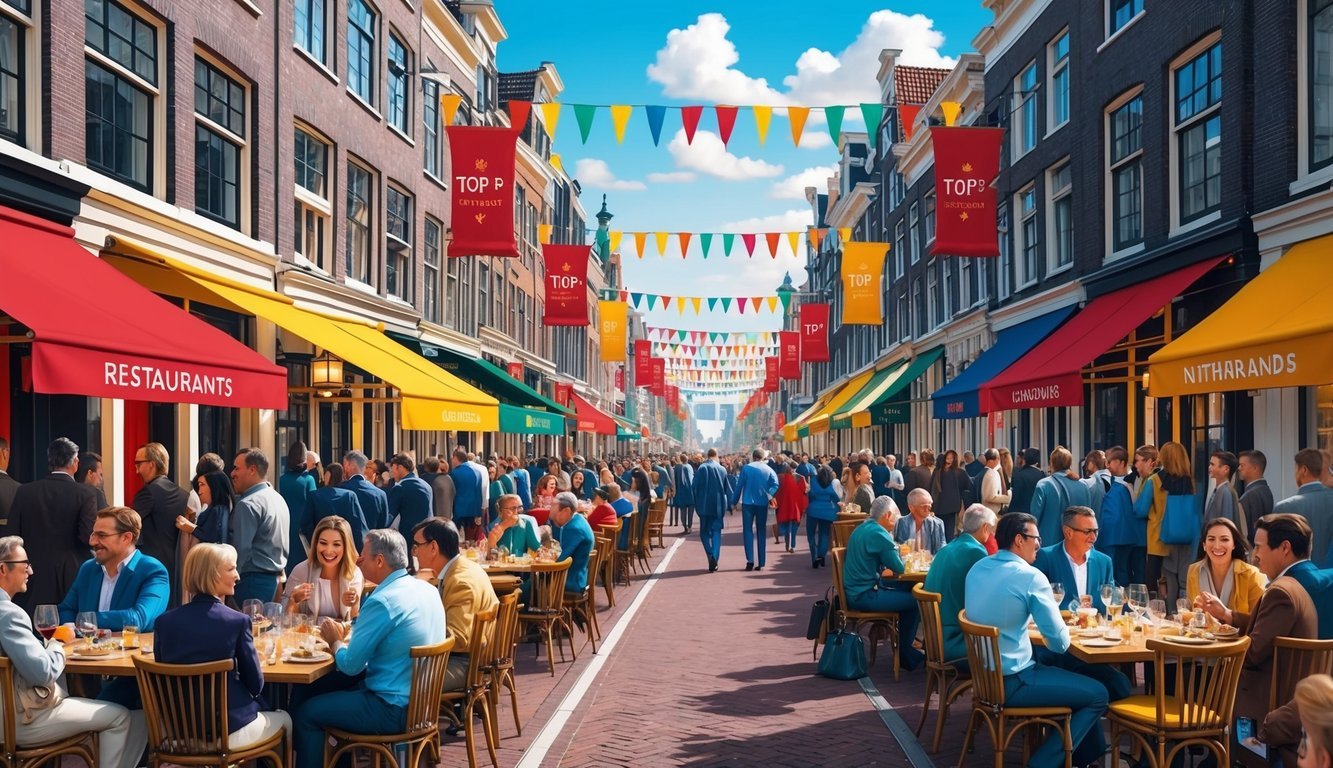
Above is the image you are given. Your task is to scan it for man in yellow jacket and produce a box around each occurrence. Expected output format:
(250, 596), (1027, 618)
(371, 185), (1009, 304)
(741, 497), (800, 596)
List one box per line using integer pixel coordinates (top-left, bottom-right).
(412, 517), (498, 692)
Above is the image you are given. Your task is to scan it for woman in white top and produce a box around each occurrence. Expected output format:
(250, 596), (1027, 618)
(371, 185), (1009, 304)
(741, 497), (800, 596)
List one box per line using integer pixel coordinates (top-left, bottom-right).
(282, 516), (363, 619)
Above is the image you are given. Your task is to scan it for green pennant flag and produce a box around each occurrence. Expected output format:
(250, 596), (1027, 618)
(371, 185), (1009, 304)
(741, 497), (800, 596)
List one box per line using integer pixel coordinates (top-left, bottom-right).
(699, 233), (713, 258)
(779, 291), (792, 313)
(573, 104), (598, 144)
(707, 297), (718, 311)
(825, 105), (846, 146)
(677, 330), (687, 342)
(722, 233), (735, 257)
(720, 297), (732, 312)
(860, 103), (884, 148)
(646, 294), (658, 310)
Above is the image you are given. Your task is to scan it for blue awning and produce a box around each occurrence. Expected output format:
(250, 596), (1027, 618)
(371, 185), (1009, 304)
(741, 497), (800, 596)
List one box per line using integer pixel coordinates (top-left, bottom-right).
(930, 305), (1077, 419)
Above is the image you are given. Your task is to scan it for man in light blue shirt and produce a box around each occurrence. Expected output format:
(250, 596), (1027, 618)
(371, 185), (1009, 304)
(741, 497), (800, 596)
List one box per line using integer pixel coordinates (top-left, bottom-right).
(728, 449), (778, 571)
(550, 492), (594, 594)
(230, 449), (290, 605)
(964, 512), (1108, 768)
(295, 529), (445, 768)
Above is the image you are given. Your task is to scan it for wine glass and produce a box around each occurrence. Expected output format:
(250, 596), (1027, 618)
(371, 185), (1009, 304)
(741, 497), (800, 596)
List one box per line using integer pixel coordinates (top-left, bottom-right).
(75, 611), (98, 643)
(1050, 582), (1065, 608)
(242, 599), (263, 621)
(34, 605), (59, 640)
(1127, 584), (1148, 615)
(1147, 599), (1167, 623)
(1100, 584), (1115, 612)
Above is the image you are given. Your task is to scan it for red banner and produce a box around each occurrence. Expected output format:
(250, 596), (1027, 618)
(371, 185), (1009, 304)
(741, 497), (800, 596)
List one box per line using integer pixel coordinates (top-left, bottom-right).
(763, 357), (779, 393)
(665, 384), (679, 410)
(779, 331), (800, 380)
(445, 126), (520, 258)
(614, 366), (625, 392)
(506, 361), (523, 379)
(775, 411), (786, 431)
(554, 382), (572, 406)
(650, 357), (666, 396)
(929, 126), (1004, 258)
(634, 340), (652, 388)
(799, 303), (831, 362)
(542, 244), (590, 326)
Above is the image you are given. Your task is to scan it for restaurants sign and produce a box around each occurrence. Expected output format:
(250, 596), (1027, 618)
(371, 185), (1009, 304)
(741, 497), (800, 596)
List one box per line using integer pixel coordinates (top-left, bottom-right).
(34, 347), (286, 409)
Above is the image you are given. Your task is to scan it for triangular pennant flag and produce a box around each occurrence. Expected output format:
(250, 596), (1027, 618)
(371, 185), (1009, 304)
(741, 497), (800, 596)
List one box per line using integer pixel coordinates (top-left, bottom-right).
(715, 105), (738, 146)
(788, 106), (810, 147)
(741, 233), (757, 257)
(507, 100), (532, 133)
(537, 101), (561, 140)
(860, 103), (884, 147)
(838, 227), (852, 242)
(824, 105), (845, 146)
(707, 297), (718, 311)
(676, 330), (686, 341)
(646, 294), (658, 311)
(779, 290), (792, 312)
(765, 296), (779, 313)
(573, 104), (597, 144)
(633, 232), (648, 258)
(786, 231), (801, 258)
(677, 232), (692, 258)
(899, 104), (921, 141)
(676, 298), (686, 315)
(764, 232), (781, 259)
(609, 104), (633, 143)
(631, 292), (644, 308)
(619, 291), (628, 302)
(722, 233), (735, 257)
(441, 93), (463, 127)
(538, 224), (552, 244)
(807, 226), (820, 249)
(699, 232), (713, 259)
(681, 105), (703, 144)
(644, 105), (667, 146)
(737, 297), (748, 314)
(549, 153), (564, 174)
(654, 231), (669, 256)
(721, 297), (732, 312)
(940, 100), (962, 127)
(753, 106), (772, 144)
(610, 231), (623, 253)
(751, 297), (764, 313)
(691, 297), (702, 314)
(661, 296), (673, 310)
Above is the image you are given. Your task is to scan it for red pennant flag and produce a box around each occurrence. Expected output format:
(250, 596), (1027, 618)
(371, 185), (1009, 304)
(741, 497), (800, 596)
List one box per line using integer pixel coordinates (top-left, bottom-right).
(507, 100), (532, 133)
(634, 340), (652, 387)
(799, 303), (831, 362)
(445, 126), (520, 257)
(681, 106), (703, 144)
(541, 244), (590, 326)
(715, 105), (738, 146)
(678, 232), (692, 258)
(737, 297), (748, 314)
(779, 331), (800, 379)
(929, 127), (1005, 258)
(898, 104), (921, 141)
(764, 232), (781, 258)
(741, 233), (757, 256)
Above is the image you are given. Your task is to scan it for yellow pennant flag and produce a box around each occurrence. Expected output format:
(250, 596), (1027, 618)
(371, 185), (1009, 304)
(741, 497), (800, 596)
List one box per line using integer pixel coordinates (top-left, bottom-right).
(441, 93), (463, 127)
(753, 105), (773, 144)
(537, 102), (562, 140)
(550, 153), (564, 174)
(598, 300), (628, 362)
(676, 298), (687, 315)
(633, 232), (647, 258)
(610, 231), (623, 253)
(940, 101), (962, 127)
(538, 224), (553, 244)
(765, 296), (779, 313)
(609, 104), (633, 144)
(786, 231), (801, 258)
(841, 242), (888, 325)
(788, 106), (810, 147)
(654, 231), (669, 256)
(838, 227), (852, 243)
(691, 297), (702, 314)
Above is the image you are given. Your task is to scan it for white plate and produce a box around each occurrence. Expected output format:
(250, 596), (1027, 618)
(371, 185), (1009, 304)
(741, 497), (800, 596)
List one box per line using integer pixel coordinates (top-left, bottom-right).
(283, 650), (331, 663)
(1159, 635), (1214, 645)
(69, 649), (123, 660)
(1080, 637), (1122, 648)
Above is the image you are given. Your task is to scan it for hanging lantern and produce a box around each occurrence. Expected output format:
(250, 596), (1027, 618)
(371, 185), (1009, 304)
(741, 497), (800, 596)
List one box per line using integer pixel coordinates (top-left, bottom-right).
(310, 350), (344, 396)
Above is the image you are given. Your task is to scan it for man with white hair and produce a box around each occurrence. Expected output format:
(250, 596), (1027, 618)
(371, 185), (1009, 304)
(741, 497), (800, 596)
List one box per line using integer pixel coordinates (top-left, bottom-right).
(894, 488), (946, 554)
(842, 496), (924, 670)
(925, 504), (996, 662)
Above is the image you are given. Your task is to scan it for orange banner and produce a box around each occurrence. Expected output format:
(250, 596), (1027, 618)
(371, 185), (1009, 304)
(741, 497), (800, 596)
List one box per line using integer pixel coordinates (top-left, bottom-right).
(841, 242), (888, 325)
(598, 300), (627, 362)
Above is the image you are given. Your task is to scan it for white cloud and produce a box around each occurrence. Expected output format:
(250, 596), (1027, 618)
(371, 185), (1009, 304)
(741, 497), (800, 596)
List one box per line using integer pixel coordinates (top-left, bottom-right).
(666, 129), (783, 181)
(646, 171), (697, 183)
(770, 165), (837, 199)
(715, 209), (816, 233)
(572, 158), (646, 191)
(646, 14), (785, 104)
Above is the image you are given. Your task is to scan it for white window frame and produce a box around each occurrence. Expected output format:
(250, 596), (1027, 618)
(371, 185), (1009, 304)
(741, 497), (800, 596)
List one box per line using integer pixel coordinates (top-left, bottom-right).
(293, 0), (330, 67)
(1294, 0), (1333, 192)
(345, 158), (375, 287)
(909, 202), (920, 264)
(1013, 60), (1038, 158)
(1105, 0), (1145, 42)
(1047, 29), (1070, 133)
(0, 0), (39, 149)
(385, 184), (412, 303)
(83, 0), (165, 194)
(1015, 184), (1039, 290)
(346, 0), (377, 108)
(997, 203), (1012, 301)
(1169, 33), (1224, 234)
(959, 255), (972, 310)
(1105, 87), (1145, 260)
(386, 29), (411, 140)
(423, 216), (441, 324)
(894, 219), (906, 278)
(928, 260), (941, 329)
(923, 191), (936, 248)
(1046, 158), (1073, 275)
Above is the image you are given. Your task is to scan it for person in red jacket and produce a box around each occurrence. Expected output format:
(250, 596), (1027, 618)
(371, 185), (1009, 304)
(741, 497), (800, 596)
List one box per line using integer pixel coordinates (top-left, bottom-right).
(774, 462), (808, 554)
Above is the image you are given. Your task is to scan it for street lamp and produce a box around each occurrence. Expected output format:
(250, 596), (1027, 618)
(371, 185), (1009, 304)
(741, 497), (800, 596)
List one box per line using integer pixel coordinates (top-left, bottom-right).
(310, 350), (344, 396)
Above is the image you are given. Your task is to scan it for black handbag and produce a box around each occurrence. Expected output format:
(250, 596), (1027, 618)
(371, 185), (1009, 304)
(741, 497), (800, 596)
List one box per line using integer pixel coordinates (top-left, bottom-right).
(817, 616), (867, 680)
(806, 588), (834, 641)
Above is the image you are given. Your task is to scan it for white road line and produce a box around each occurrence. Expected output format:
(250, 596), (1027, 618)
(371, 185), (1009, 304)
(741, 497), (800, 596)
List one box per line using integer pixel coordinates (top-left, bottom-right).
(515, 537), (687, 768)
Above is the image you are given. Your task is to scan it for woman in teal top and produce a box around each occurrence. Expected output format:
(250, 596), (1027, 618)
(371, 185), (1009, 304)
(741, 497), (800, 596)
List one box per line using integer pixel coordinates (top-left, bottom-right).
(278, 441), (316, 573)
(486, 497), (541, 555)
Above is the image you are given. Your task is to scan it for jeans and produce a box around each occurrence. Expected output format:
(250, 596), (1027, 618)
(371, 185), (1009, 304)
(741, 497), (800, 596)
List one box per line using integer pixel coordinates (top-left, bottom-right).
(807, 518), (831, 564)
(1003, 663), (1110, 768)
(740, 505), (769, 567)
(848, 586), (924, 668)
(678, 505), (695, 531)
(779, 521), (799, 550)
(1106, 544), (1147, 587)
(1033, 645), (1132, 701)
(293, 684), (405, 768)
(236, 572), (279, 605)
(698, 514), (722, 563)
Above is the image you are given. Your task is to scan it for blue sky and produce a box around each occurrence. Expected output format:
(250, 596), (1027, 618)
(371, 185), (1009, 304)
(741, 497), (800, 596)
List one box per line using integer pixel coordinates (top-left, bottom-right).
(500, 3), (990, 390)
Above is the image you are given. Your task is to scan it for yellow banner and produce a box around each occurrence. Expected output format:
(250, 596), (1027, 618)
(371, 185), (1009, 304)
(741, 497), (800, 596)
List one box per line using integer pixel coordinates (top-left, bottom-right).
(538, 102), (561, 140)
(598, 300), (627, 362)
(841, 242), (888, 325)
(789, 106), (810, 147)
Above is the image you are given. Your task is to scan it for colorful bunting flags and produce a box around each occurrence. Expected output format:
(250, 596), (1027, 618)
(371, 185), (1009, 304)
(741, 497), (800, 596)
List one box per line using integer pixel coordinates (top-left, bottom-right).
(573, 104), (597, 143)
(609, 104), (633, 143)
(537, 102), (561, 140)
(622, 292), (784, 315)
(788, 106), (810, 147)
(681, 105), (703, 144)
(644, 105), (666, 146)
(754, 105), (772, 144)
(611, 228), (856, 259)
(715, 105), (738, 146)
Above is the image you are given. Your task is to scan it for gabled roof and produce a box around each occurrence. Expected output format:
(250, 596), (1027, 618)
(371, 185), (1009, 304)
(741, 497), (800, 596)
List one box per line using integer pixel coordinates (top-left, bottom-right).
(498, 69), (542, 103)
(894, 65), (951, 106)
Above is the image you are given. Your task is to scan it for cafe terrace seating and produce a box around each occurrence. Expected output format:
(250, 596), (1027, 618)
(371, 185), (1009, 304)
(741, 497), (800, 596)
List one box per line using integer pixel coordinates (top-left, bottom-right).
(487, 591), (523, 738)
(439, 606), (500, 768)
(564, 543), (603, 654)
(0, 656), (99, 768)
(519, 558), (575, 675)
(913, 584), (972, 754)
(830, 546), (901, 680)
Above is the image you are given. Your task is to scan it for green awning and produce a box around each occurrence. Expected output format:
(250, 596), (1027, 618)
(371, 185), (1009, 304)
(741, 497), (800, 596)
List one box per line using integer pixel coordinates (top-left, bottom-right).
(390, 332), (571, 415)
(827, 359), (910, 430)
(498, 404), (566, 435)
(868, 347), (945, 427)
(613, 414), (642, 441)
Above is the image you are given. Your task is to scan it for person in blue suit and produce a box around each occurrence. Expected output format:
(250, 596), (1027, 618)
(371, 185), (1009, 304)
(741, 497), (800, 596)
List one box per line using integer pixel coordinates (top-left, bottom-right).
(448, 448), (487, 537)
(893, 488), (948, 554)
(278, 441), (315, 576)
(340, 451), (388, 530)
(729, 449), (779, 571)
(692, 449), (729, 572)
(1095, 446), (1147, 587)
(670, 454), (696, 535)
(387, 453), (433, 535)
(1029, 447), (1091, 545)
(302, 463), (368, 550)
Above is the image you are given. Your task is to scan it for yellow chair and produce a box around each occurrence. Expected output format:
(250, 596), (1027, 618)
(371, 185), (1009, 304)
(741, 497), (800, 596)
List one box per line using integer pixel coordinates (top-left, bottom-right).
(957, 612), (1072, 768)
(518, 558), (575, 675)
(0, 657), (98, 767)
(912, 584), (972, 753)
(487, 592), (523, 738)
(829, 546), (901, 680)
(1269, 636), (1333, 713)
(1107, 636), (1250, 768)
(439, 607), (499, 768)
(563, 543), (603, 654)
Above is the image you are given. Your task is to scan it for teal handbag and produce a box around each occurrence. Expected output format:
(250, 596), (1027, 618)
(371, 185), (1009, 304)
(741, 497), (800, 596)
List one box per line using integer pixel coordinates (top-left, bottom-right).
(817, 623), (867, 680)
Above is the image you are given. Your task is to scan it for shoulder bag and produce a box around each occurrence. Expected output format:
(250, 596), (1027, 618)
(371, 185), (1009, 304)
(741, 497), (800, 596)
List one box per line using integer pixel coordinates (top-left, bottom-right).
(1160, 492), (1201, 545)
(817, 612), (867, 680)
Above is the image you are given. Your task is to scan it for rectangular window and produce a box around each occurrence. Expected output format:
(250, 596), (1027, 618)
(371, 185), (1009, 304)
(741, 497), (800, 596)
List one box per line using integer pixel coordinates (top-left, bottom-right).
(347, 0), (375, 104)
(294, 0), (326, 63)
(997, 204), (1011, 301)
(385, 186), (411, 302)
(959, 254), (973, 309)
(930, 260), (944, 327)
(1017, 185), (1039, 287)
(912, 277), (926, 338)
(84, 0), (157, 191)
(1048, 160), (1072, 269)
(1109, 93), (1144, 250)
(896, 291), (909, 342)
(923, 192), (936, 246)
(345, 161), (373, 285)
(194, 57), (245, 227)
(386, 32), (408, 134)
(422, 79), (440, 177)
(1014, 61), (1038, 156)
(0, 5), (26, 144)
(894, 219), (905, 277)
(445, 257), (460, 330)
(1174, 42), (1222, 223)
(908, 202), (920, 264)
(1109, 0), (1144, 36)
(293, 126), (331, 270)
(294, 127), (326, 196)
(1049, 30), (1070, 130)
(477, 262), (489, 328)
(1312, 0), (1333, 171)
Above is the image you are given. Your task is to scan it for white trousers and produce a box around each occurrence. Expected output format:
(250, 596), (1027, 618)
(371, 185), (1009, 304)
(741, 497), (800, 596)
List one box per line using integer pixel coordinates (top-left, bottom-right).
(17, 697), (146, 768)
(228, 709), (292, 751)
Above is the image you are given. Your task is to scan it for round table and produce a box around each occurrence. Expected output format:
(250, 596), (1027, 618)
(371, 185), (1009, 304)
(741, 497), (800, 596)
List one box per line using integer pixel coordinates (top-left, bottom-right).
(488, 573), (523, 596)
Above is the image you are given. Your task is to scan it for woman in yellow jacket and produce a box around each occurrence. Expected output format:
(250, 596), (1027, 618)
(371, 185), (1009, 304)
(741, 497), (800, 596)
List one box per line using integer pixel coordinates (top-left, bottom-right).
(1186, 517), (1267, 618)
(1133, 441), (1197, 602)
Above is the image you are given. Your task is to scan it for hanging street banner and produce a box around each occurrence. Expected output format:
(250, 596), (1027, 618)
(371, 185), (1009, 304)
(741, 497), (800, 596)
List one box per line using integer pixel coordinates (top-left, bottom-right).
(929, 126), (1004, 258)
(634, 340), (652, 388)
(799, 303), (831, 362)
(779, 331), (801, 380)
(553, 382), (573, 407)
(841, 242), (888, 325)
(445, 126), (520, 258)
(506, 361), (524, 380)
(542, 244), (590, 326)
(598, 300), (627, 361)
(763, 357), (779, 393)
(614, 365), (625, 392)
(649, 357), (666, 396)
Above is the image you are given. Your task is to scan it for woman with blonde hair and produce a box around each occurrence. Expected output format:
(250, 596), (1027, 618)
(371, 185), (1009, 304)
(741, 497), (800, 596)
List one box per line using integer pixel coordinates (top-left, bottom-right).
(281, 516), (363, 619)
(1294, 673), (1333, 767)
(1133, 441), (1197, 602)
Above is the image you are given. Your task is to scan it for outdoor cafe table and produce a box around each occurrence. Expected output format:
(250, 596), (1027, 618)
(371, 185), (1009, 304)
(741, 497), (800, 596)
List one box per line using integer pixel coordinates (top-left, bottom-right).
(1030, 627), (1155, 665)
(63, 633), (335, 684)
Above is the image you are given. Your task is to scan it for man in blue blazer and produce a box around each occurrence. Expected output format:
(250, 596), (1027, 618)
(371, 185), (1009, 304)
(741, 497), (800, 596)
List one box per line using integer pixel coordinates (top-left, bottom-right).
(302, 464), (368, 550)
(670, 455), (696, 534)
(1034, 506), (1116, 613)
(448, 448), (486, 531)
(341, 451), (389, 530)
(893, 488), (947, 554)
(387, 453), (433, 535)
(692, 449), (729, 572)
(1273, 449), (1333, 568)
(728, 448), (779, 572)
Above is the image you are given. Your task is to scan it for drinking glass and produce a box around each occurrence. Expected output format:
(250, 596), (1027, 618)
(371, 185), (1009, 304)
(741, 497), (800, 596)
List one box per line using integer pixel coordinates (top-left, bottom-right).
(1050, 582), (1065, 607)
(1147, 599), (1167, 623)
(1100, 584), (1115, 612)
(264, 602), (284, 625)
(34, 605), (59, 641)
(121, 623), (139, 650)
(1127, 584), (1148, 615)
(254, 633), (275, 665)
(242, 599), (263, 621)
(75, 611), (98, 642)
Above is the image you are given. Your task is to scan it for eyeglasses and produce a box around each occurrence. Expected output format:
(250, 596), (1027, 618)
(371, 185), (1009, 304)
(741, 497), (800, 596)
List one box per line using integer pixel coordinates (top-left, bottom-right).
(501, 505), (522, 512)
(1067, 526), (1100, 536)
(90, 530), (127, 540)
(1018, 532), (1042, 545)
(0, 560), (30, 568)
(411, 539), (429, 549)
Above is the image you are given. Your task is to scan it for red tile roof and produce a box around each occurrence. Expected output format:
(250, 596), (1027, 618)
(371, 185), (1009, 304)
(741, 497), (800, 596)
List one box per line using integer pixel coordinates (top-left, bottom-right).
(894, 65), (951, 106)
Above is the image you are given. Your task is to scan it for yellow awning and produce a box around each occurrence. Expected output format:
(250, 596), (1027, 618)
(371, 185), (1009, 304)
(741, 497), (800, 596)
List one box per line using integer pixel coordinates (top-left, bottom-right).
(1149, 238), (1333, 396)
(103, 239), (498, 431)
(799, 368), (877, 436)
(781, 424), (799, 442)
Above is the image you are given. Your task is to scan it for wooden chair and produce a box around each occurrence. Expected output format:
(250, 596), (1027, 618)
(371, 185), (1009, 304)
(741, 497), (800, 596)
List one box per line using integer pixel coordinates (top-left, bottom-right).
(487, 592), (523, 738)
(0, 657), (98, 768)
(829, 547), (901, 680)
(647, 499), (668, 550)
(324, 638), (454, 768)
(830, 519), (860, 550)
(1107, 636), (1250, 768)
(592, 533), (616, 609)
(957, 612), (1072, 768)
(518, 558), (575, 675)
(634, 506), (655, 573)
(563, 544), (603, 654)
(132, 656), (289, 768)
(440, 607), (499, 768)
(612, 518), (634, 587)
(1269, 636), (1333, 713)
(912, 584), (972, 753)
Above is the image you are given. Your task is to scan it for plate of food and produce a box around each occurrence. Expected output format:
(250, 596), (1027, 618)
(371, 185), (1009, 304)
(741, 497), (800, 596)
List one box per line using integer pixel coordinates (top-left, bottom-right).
(283, 649), (331, 663)
(1213, 625), (1240, 638)
(1159, 634), (1214, 645)
(70, 644), (121, 659)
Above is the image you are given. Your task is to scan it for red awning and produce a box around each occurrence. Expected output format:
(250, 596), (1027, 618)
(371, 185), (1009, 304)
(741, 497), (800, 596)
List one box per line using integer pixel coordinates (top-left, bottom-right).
(980, 257), (1223, 412)
(0, 206), (287, 408)
(568, 391), (617, 435)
